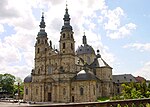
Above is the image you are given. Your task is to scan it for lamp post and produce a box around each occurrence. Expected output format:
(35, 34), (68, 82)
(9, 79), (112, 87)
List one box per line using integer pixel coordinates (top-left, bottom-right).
(18, 82), (20, 101)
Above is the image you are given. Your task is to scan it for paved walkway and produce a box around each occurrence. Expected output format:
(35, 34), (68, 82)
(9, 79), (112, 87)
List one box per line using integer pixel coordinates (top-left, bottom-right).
(0, 101), (30, 106)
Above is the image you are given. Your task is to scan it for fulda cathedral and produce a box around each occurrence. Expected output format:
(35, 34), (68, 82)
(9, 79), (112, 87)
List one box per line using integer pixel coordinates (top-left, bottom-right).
(24, 6), (114, 103)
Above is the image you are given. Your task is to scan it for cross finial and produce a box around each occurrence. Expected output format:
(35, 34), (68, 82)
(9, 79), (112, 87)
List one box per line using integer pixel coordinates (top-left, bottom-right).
(66, 0), (68, 9)
(42, 12), (44, 17)
(42, 8), (44, 14)
(84, 32), (85, 36)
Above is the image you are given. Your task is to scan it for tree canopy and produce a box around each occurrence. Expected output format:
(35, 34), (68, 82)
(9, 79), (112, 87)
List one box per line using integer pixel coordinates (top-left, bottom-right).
(0, 73), (23, 98)
(121, 82), (150, 99)
(0, 73), (15, 94)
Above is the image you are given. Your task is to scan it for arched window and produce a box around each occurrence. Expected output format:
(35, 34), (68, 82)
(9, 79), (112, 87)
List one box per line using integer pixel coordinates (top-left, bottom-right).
(63, 43), (65, 49)
(93, 86), (95, 95)
(48, 66), (52, 74)
(63, 88), (66, 95)
(37, 48), (40, 53)
(117, 88), (120, 94)
(71, 34), (73, 38)
(45, 48), (47, 51)
(25, 88), (28, 95)
(80, 87), (84, 95)
(63, 33), (65, 38)
(72, 96), (74, 102)
(38, 68), (40, 74)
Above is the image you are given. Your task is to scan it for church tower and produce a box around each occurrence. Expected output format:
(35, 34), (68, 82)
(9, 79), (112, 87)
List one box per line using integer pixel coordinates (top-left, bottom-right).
(60, 5), (75, 55)
(34, 12), (49, 76)
(59, 5), (75, 73)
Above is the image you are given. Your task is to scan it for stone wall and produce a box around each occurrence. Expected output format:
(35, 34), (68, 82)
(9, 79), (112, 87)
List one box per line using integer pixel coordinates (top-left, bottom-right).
(71, 80), (97, 102)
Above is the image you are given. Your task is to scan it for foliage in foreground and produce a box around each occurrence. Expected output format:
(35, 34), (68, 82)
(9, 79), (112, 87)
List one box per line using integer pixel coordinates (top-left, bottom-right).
(112, 82), (150, 100)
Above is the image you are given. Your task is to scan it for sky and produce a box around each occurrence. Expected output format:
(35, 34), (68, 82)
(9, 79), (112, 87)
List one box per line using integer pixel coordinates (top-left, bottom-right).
(0, 0), (150, 80)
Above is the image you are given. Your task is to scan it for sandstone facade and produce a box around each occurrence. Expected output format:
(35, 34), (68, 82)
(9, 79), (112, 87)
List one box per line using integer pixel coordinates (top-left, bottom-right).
(24, 7), (113, 103)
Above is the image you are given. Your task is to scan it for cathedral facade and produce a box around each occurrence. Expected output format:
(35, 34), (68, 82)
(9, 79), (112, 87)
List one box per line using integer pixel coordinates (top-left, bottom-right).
(24, 6), (113, 103)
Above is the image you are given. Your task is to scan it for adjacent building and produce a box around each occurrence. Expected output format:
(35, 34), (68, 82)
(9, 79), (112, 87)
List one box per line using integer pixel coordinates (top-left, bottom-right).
(112, 74), (137, 95)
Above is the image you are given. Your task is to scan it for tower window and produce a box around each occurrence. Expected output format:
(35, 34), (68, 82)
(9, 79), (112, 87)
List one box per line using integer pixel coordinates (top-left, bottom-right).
(63, 33), (65, 38)
(80, 87), (84, 95)
(45, 48), (47, 51)
(38, 68), (40, 74)
(37, 48), (40, 53)
(63, 43), (65, 49)
(45, 40), (47, 44)
(71, 34), (73, 38)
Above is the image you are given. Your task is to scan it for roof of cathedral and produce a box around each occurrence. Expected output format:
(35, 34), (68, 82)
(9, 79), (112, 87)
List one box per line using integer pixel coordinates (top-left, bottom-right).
(76, 34), (95, 55)
(89, 52), (112, 68)
(112, 74), (137, 83)
(76, 44), (95, 55)
(72, 70), (100, 81)
(24, 75), (32, 83)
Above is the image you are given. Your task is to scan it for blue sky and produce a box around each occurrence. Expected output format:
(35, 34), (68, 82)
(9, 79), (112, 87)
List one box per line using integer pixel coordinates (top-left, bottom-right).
(0, 0), (150, 80)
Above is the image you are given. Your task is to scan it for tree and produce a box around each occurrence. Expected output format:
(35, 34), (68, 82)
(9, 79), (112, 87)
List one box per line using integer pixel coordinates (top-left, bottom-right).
(0, 73), (15, 94)
(121, 81), (150, 99)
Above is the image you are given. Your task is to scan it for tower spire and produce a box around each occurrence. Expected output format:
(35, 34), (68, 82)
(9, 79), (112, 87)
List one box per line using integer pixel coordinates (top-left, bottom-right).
(39, 12), (46, 29)
(61, 1), (72, 32)
(37, 12), (47, 36)
(83, 32), (87, 45)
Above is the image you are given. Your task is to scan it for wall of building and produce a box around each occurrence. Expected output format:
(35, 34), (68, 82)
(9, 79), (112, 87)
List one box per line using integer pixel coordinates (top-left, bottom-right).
(71, 80), (97, 102)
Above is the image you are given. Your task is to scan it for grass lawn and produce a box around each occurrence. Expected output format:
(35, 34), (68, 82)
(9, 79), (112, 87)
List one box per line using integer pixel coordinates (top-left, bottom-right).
(97, 97), (110, 102)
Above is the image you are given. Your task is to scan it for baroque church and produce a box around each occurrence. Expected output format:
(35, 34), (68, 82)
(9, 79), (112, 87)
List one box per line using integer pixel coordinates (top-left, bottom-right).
(23, 5), (114, 103)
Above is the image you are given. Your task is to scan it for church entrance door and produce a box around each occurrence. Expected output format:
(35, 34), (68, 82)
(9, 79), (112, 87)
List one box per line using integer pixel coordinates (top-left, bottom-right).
(48, 93), (52, 102)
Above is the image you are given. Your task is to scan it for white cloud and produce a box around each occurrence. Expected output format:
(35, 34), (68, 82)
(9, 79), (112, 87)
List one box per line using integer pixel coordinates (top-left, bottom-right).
(104, 7), (124, 31)
(0, 64), (32, 79)
(133, 61), (150, 80)
(124, 43), (150, 79)
(102, 6), (137, 39)
(0, 40), (21, 65)
(124, 43), (150, 52)
(0, 24), (4, 33)
(106, 23), (136, 39)
(0, 0), (136, 80)
(0, 0), (19, 19)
